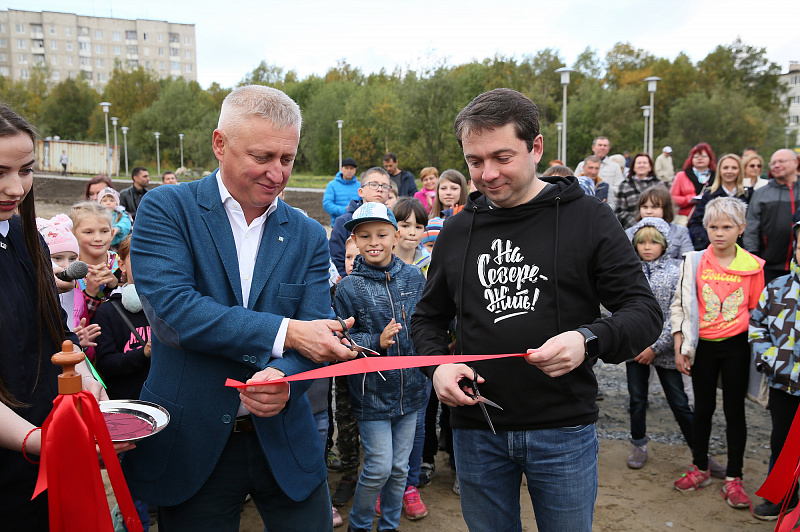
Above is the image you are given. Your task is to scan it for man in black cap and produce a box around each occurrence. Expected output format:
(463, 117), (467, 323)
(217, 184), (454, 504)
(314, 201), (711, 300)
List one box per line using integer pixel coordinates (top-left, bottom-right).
(323, 157), (360, 226)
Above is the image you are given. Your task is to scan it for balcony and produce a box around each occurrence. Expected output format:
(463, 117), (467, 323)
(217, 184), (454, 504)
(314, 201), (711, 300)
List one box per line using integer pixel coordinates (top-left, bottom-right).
(31, 30), (44, 40)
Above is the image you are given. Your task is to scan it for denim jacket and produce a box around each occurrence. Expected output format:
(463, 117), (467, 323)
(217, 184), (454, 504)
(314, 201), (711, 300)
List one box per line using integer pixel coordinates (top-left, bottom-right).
(333, 255), (428, 420)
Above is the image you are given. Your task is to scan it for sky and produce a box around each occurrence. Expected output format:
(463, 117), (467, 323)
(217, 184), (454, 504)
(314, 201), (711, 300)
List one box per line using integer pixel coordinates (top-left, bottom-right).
(7, 0), (800, 88)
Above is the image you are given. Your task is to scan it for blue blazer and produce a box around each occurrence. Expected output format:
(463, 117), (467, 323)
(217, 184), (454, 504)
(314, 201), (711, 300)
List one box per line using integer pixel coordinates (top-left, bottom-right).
(123, 171), (333, 505)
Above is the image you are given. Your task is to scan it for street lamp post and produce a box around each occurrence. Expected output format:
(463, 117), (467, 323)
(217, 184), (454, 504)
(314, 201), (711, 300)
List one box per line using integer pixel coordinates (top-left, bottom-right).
(121, 126), (129, 177)
(555, 68), (575, 165)
(154, 132), (161, 176)
(99, 102), (111, 177)
(641, 106), (651, 154)
(111, 117), (118, 177)
(556, 122), (563, 161)
(179, 133), (185, 169)
(785, 126), (794, 149)
(643, 76), (661, 159)
(336, 120), (344, 169)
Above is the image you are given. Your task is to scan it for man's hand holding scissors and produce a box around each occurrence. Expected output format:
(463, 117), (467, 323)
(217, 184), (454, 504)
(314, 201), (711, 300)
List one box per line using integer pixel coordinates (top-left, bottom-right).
(431, 363), (486, 408)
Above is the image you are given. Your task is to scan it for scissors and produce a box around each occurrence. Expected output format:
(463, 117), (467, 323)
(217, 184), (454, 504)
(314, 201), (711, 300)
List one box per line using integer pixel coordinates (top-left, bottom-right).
(335, 317), (386, 381)
(460, 366), (503, 434)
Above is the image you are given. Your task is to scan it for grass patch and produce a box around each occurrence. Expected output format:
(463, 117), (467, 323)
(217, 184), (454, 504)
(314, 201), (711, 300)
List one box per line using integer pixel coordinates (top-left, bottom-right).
(287, 174), (336, 189)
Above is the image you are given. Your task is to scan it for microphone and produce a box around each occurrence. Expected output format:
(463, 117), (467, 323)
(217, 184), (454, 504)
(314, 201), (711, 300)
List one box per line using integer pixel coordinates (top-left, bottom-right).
(55, 261), (89, 282)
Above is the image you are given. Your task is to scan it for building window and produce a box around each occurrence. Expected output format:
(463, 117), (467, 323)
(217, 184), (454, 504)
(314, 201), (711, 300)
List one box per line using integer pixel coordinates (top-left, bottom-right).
(0, 66), (9, 76)
(158, 47), (164, 56)
(94, 29), (103, 39)
(145, 60), (150, 69)
(125, 30), (136, 40)
(80, 56), (90, 66)
(159, 61), (164, 70)
(19, 69), (28, 79)
(0, 52), (6, 61)
(791, 116), (799, 126)
(17, 53), (27, 64)
(95, 44), (104, 53)
(16, 39), (25, 49)
(49, 26), (56, 35)
(790, 96), (800, 105)
(52, 70), (59, 80)
(143, 47), (150, 56)
(185, 63), (192, 73)
(78, 42), (88, 51)
(169, 33), (179, 43)
(184, 50), (191, 59)
(68, 70), (75, 78)
(127, 59), (138, 68)
(50, 55), (57, 65)
(113, 46), (121, 55)
(33, 55), (44, 65)
(157, 33), (163, 43)
(170, 61), (180, 70)
(67, 56), (73, 65)
(65, 27), (72, 36)
(792, 75), (800, 85)
(0, 39), (6, 47)
(98, 72), (105, 82)
(169, 48), (178, 57)
(66, 42), (73, 51)
(79, 27), (89, 37)
(142, 32), (149, 41)
(183, 36), (191, 45)
(80, 71), (90, 80)
(96, 58), (105, 68)
(0, 24), (5, 33)
(31, 25), (42, 34)
(50, 40), (57, 50)
(15, 24), (25, 34)
(127, 46), (138, 55)
(113, 31), (121, 41)
(32, 39), (44, 49)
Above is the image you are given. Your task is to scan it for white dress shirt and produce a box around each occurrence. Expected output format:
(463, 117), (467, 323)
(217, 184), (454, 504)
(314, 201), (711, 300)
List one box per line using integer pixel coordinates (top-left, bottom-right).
(216, 173), (289, 416)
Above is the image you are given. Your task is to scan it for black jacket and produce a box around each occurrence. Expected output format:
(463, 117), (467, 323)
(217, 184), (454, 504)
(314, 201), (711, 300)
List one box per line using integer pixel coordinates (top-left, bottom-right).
(391, 169), (418, 198)
(688, 187), (749, 250)
(92, 291), (151, 400)
(118, 185), (148, 220)
(410, 176), (662, 431)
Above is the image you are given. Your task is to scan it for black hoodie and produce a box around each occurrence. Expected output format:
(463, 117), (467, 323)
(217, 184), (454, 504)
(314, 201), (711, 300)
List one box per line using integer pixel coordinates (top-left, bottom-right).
(410, 176), (662, 431)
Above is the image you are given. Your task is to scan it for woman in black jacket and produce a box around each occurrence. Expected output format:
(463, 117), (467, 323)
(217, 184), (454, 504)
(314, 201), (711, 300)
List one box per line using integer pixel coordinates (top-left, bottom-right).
(688, 153), (749, 250)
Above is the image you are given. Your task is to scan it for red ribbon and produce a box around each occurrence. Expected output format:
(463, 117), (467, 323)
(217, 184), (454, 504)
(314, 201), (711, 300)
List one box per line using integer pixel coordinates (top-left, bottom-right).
(756, 402), (800, 531)
(225, 353), (528, 388)
(32, 391), (143, 532)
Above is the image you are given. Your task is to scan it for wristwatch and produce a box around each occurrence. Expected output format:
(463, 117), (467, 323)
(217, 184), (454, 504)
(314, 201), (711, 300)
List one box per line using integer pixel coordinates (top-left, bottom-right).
(576, 327), (599, 364)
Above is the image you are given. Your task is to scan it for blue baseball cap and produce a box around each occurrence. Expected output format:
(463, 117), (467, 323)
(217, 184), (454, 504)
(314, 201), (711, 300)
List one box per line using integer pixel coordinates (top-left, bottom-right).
(344, 202), (398, 232)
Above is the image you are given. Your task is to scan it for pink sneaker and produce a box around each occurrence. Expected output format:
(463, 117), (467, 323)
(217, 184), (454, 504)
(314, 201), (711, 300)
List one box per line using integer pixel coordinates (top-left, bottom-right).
(721, 477), (751, 509)
(332, 505), (343, 527)
(674, 465), (711, 491)
(402, 486), (428, 520)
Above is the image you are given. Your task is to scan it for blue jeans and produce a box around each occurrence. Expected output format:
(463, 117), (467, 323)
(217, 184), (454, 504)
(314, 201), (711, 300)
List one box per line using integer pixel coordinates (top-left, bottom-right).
(407, 382), (431, 487)
(349, 412), (417, 531)
(626, 361), (693, 447)
(453, 425), (598, 532)
(158, 432), (333, 532)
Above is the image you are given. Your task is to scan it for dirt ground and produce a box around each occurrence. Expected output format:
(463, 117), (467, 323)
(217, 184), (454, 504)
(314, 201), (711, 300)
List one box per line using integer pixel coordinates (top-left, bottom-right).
(35, 175), (789, 531)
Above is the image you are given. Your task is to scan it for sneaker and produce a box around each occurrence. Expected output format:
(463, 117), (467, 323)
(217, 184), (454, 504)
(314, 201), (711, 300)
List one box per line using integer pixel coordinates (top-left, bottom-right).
(332, 475), (357, 506)
(754, 494), (799, 521)
(327, 450), (343, 471)
(375, 494), (381, 516)
(419, 462), (435, 487)
(403, 486), (428, 520)
(453, 475), (460, 496)
(708, 455), (726, 480)
(626, 445), (647, 469)
(674, 465), (711, 491)
(332, 505), (343, 528)
(720, 477), (751, 509)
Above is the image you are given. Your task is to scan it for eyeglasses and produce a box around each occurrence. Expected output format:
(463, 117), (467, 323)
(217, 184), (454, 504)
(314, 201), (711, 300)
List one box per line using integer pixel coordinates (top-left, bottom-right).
(747, 164), (762, 168)
(363, 181), (391, 192)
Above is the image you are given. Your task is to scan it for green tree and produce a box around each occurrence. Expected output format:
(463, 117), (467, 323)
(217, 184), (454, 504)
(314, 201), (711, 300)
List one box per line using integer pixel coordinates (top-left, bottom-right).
(39, 77), (99, 140)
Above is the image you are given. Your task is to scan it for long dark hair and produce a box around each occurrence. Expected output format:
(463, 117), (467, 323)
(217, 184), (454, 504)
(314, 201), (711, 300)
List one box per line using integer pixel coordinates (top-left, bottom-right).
(0, 105), (65, 407)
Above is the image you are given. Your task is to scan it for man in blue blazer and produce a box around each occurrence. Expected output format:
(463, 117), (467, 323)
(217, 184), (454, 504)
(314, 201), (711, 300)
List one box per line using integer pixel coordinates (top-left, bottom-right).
(125, 85), (356, 531)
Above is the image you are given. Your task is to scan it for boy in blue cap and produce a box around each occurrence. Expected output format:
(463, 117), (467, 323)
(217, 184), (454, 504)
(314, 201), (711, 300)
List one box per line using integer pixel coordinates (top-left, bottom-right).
(333, 202), (428, 532)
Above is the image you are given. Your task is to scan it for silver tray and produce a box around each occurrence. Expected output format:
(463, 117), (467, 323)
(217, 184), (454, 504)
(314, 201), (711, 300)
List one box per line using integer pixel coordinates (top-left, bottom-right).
(98, 399), (170, 442)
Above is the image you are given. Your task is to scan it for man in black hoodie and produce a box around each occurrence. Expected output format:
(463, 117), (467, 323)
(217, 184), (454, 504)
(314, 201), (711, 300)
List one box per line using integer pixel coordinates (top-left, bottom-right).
(410, 88), (662, 532)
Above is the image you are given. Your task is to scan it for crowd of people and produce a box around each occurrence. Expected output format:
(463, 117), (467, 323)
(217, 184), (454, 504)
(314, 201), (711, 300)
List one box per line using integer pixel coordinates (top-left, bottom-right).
(2, 83), (800, 532)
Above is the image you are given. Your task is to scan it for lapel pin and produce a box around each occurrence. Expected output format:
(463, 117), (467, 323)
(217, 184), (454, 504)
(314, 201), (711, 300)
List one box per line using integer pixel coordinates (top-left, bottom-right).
(278, 236), (284, 242)
(0, 242), (5, 249)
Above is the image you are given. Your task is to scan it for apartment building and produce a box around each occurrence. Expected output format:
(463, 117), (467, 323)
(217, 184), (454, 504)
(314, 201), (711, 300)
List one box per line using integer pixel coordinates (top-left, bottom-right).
(782, 61), (800, 148)
(0, 9), (196, 88)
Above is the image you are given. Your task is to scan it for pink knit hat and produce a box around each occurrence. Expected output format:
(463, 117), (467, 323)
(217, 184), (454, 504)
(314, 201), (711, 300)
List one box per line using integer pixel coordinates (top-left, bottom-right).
(36, 214), (79, 256)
